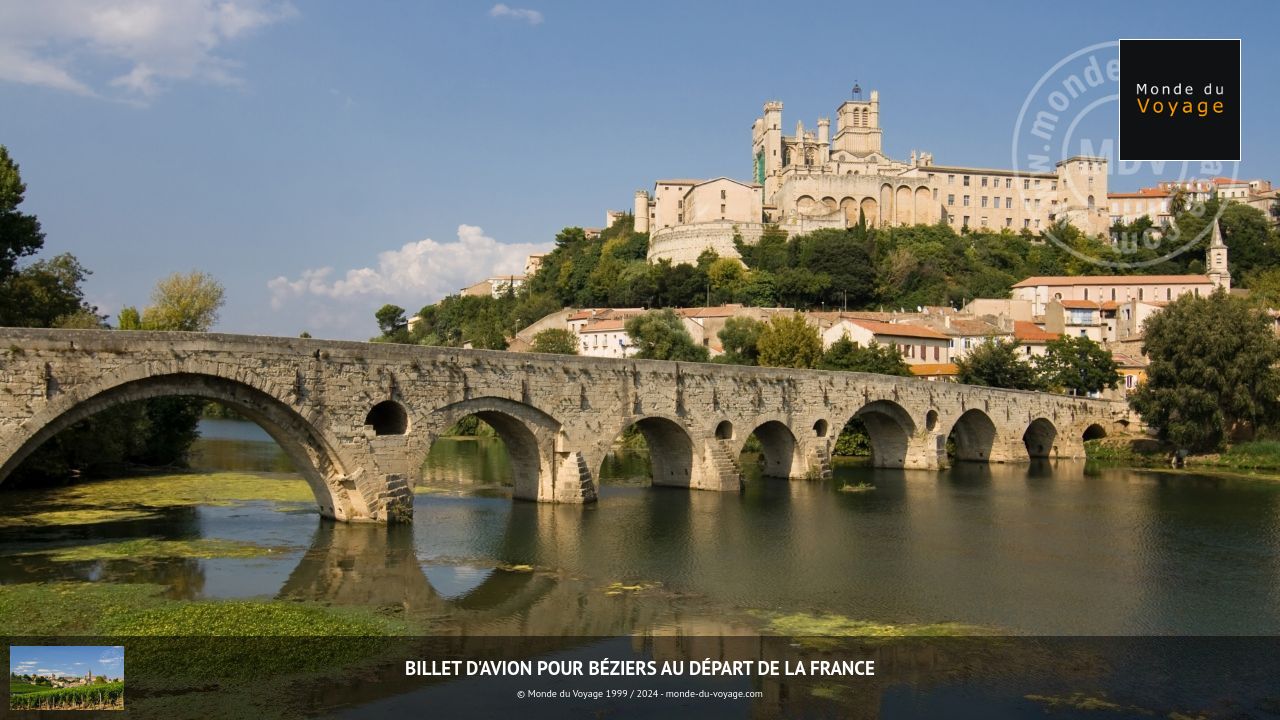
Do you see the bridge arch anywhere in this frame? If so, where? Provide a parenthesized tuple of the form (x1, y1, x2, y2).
(601, 415, 697, 489)
(1082, 423, 1108, 441)
(0, 370, 366, 520)
(1023, 418, 1058, 458)
(741, 420, 802, 478)
(849, 399, 916, 468)
(424, 396, 563, 502)
(946, 408, 998, 463)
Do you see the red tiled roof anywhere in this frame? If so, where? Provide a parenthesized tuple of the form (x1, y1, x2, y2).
(845, 318, 950, 340)
(1059, 299, 1101, 309)
(580, 320, 627, 333)
(910, 363, 959, 376)
(1013, 275, 1212, 288)
(1014, 321, 1059, 342)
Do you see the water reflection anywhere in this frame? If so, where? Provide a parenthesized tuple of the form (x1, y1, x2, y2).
(3, 421, 1280, 635)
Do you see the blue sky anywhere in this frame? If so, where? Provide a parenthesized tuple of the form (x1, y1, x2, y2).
(1, 1, 1276, 339)
(10, 645, 124, 679)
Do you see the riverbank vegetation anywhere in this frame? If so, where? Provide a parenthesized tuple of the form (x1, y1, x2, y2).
(3, 144, 234, 486)
(374, 199, 1280, 352)
(0, 582, 411, 637)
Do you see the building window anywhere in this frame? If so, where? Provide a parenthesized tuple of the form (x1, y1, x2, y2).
(1005, 178, 1012, 189)
(933, 188, 938, 200)
(1006, 217, 1013, 227)
(1139, 288, 1144, 301)
(1126, 375, 1136, 389)
(1111, 288, 1116, 301)
(981, 196, 988, 208)
(947, 194, 955, 206)
(963, 195, 970, 206)
(1024, 219, 1030, 228)
(948, 174, 955, 184)
(981, 216, 988, 226)
(963, 215, 970, 226)
(1052, 181, 1058, 191)
(963, 175, 970, 186)
(981, 177, 988, 187)
(1024, 179, 1030, 190)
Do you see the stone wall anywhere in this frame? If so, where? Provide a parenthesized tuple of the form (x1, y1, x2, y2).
(0, 328, 1132, 523)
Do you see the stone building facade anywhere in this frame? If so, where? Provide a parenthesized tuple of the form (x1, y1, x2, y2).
(640, 90, 1112, 264)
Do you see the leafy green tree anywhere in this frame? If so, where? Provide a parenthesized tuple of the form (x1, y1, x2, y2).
(1244, 266, 1280, 307)
(716, 317, 763, 365)
(624, 309, 709, 361)
(1036, 335, 1120, 395)
(140, 271, 225, 331)
(818, 336, 911, 376)
(117, 306, 143, 330)
(0, 145, 45, 281)
(757, 313, 822, 369)
(0, 253, 96, 327)
(1130, 290, 1280, 451)
(1217, 203, 1277, 279)
(955, 338, 1044, 390)
(375, 304, 408, 338)
(531, 328, 578, 354)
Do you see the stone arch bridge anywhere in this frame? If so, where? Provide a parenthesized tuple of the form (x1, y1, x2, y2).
(0, 329, 1132, 522)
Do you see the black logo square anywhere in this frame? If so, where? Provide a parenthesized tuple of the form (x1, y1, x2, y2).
(1119, 39, 1240, 161)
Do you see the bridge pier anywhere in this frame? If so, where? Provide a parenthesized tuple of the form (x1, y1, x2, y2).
(0, 329, 1131, 524)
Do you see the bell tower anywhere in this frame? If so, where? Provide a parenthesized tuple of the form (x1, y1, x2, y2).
(832, 89, 883, 157)
(1206, 217, 1231, 290)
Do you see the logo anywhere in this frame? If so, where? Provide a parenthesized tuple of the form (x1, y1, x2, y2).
(1011, 41, 1239, 270)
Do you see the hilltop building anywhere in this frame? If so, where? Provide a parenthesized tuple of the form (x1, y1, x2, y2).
(639, 89, 1112, 264)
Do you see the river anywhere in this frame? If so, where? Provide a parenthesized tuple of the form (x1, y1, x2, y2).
(2, 418, 1277, 637)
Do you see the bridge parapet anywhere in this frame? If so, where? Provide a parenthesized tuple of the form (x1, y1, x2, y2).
(0, 329, 1133, 522)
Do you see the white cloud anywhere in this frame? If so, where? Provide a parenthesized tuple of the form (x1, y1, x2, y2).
(488, 4, 543, 25)
(267, 225, 551, 331)
(0, 1, 297, 99)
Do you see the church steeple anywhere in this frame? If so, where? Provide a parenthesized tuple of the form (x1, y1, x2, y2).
(1206, 218, 1231, 291)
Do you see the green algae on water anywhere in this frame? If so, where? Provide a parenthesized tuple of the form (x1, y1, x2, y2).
(0, 472, 315, 528)
(0, 582, 413, 637)
(754, 611, 992, 637)
(18, 538, 295, 562)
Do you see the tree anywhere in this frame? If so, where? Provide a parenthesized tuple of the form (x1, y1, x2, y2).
(818, 336, 912, 376)
(531, 328, 578, 354)
(624, 309, 709, 362)
(1036, 335, 1120, 395)
(0, 145, 45, 281)
(955, 338, 1044, 390)
(0, 253, 96, 327)
(375, 304, 407, 336)
(117, 306, 142, 330)
(1130, 289, 1280, 451)
(716, 317, 763, 365)
(757, 313, 822, 369)
(140, 271, 225, 331)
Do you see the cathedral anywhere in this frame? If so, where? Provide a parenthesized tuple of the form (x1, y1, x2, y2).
(639, 90, 1112, 264)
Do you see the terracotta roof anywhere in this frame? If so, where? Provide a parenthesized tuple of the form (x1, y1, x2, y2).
(1100, 300, 1120, 310)
(1014, 321, 1059, 342)
(910, 363, 959, 376)
(580, 319, 628, 333)
(846, 318, 950, 340)
(1059, 299, 1101, 309)
(567, 310, 595, 321)
(678, 305, 748, 318)
(1013, 275, 1212, 288)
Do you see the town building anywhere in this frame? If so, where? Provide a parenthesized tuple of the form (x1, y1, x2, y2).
(638, 89, 1112, 264)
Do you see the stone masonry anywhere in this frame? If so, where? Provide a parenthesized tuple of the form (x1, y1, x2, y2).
(0, 329, 1132, 522)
